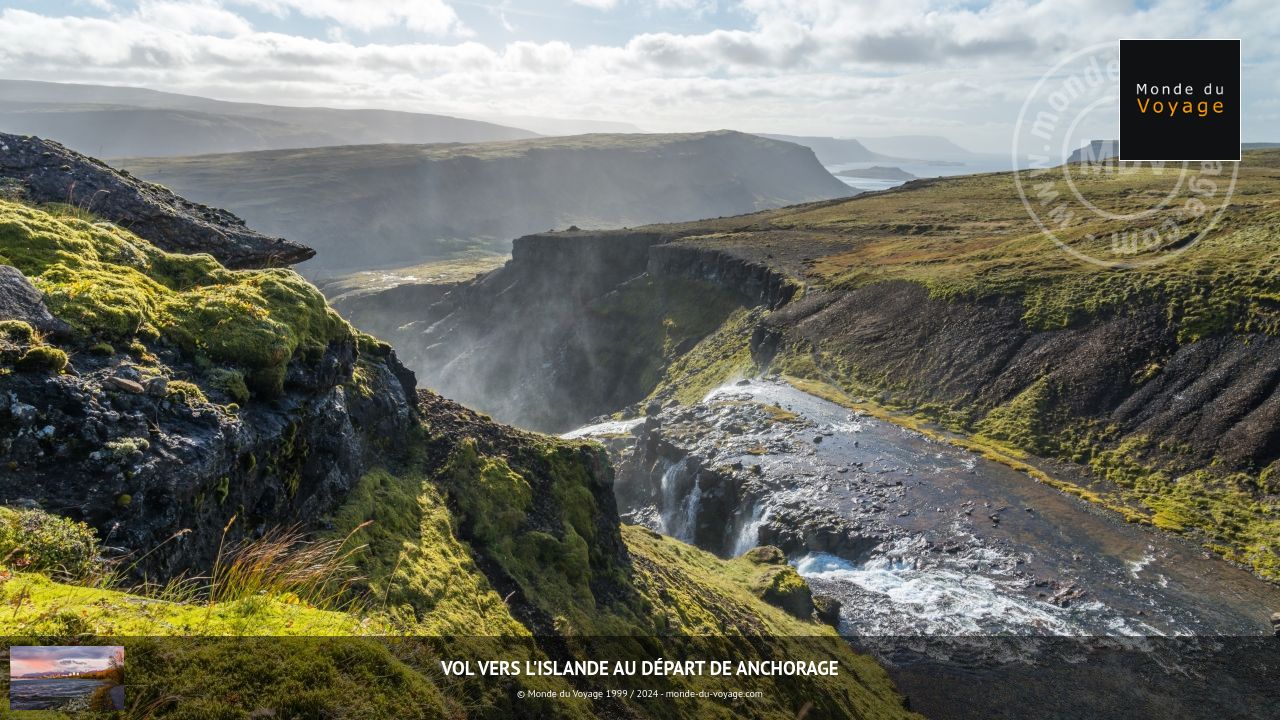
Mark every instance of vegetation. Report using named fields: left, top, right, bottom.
left=588, top=277, right=746, bottom=398
left=0, top=199, right=357, bottom=398
left=0, top=507, right=101, bottom=581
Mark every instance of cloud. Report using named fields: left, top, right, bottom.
left=137, top=0, right=253, bottom=36
left=229, top=0, right=467, bottom=35
left=0, top=1, right=1274, bottom=151
left=569, top=0, right=620, bottom=9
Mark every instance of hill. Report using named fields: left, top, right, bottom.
left=0, top=79, right=536, bottom=156
left=119, top=131, right=855, bottom=275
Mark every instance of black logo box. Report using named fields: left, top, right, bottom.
left=1119, top=39, right=1240, bottom=161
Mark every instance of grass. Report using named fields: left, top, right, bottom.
left=208, top=519, right=372, bottom=611
left=679, top=154, right=1280, bottom=342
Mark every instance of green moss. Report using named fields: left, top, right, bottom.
left=750, top=564, right=814, bottom=619
left=88, top=341, right=114, bottom=356
left=0, top=199, right=356, bottom=399
left=0, top=319, right=35, bottom=344
left=647, top=307, right=758, bottom=406
left=165, top=379, right=207, bottom=405
left=14, top=345, right=67, bottom=373
left=0, top=507, right=100, bottom=580
left=975, top=377, right=1057, bottom=455
left=207, top=367, right=250, bottom=404
left=356, top=331, right=393, bottom=358
left=0, top=572, right=375, bottom=636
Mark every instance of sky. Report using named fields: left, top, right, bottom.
left=10, top=646, right=123, bottom=677
left=0, top=0, right=1275, bottom=152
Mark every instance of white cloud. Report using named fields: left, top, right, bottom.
left=229, top=0, right=467, bottom=35
left=569, top=0, right=620, bottom=10
left=137, top=0, right=253, bottom=36
left=0, top=1, right=1274, bottom=151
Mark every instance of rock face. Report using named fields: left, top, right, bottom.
left=351, top=226, right=797, bottom=432
left=0, top=148, right=412, bottom=577
left=0, top=133, right=313, bottom=268
left=1, top=318, right=418, bottom=578
left=0, top=265, right=70, bottom=337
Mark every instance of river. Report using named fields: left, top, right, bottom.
left=568, top=378, right=1280, bottom=718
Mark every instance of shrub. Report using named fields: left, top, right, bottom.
left=0, top=507, right=101, bottom=580
left=14, top=345, right=67, bottom=373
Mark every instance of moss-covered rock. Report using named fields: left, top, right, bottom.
left=13, top=345, right=67, bottom=373
left=0, top=199, right=353, bottom=399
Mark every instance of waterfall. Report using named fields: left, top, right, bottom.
left=676, top=478, right=702, bottom=543
left=658, top=458, right=689, bottom=535
left=732, top=504, right=768, bottom=557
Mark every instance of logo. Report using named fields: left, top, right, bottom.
left=1011, top=42, right=1238, bottom=269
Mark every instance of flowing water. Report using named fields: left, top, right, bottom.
left=578, top=378, right=1280, bottom=636
left=570, top=378, right=1280, bottom=717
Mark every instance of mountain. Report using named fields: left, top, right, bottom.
left=119, top=131, right=855, bottom=275
left=0, top=79, right=536, bottom=157
left=857, top=134, right=978, bottom=160
left=757, top=133, right=887, bottom=164
left=1068, top=139, right=1120, bottom=163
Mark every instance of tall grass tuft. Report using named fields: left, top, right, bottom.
left=209, top=520, right=373, bottom=611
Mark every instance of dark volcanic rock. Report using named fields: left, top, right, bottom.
left=0, top=133, right=313, bottom=268
left=0, top=265, right=70, bottom=337
left=0, top=333, right=419, bottom=578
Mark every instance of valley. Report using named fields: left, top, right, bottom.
left=118, top=131, right=854, bottom=275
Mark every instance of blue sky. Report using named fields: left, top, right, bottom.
left=0, top=1, right=1275, bottom=152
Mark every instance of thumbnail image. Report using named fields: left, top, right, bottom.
left=9, top=646, right=125, bottom=712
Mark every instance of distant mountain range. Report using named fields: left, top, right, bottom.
left=758, top=134, right=889, bottom=164
left=0, top=79, right=540, bottom=156
left=1068, top=140, right=1119, bottom=163
left=119, top=130, right=855, bottom=275
left=858, top=135, right=978, bottom=161
left=760, top=133, right=990, bottom=166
